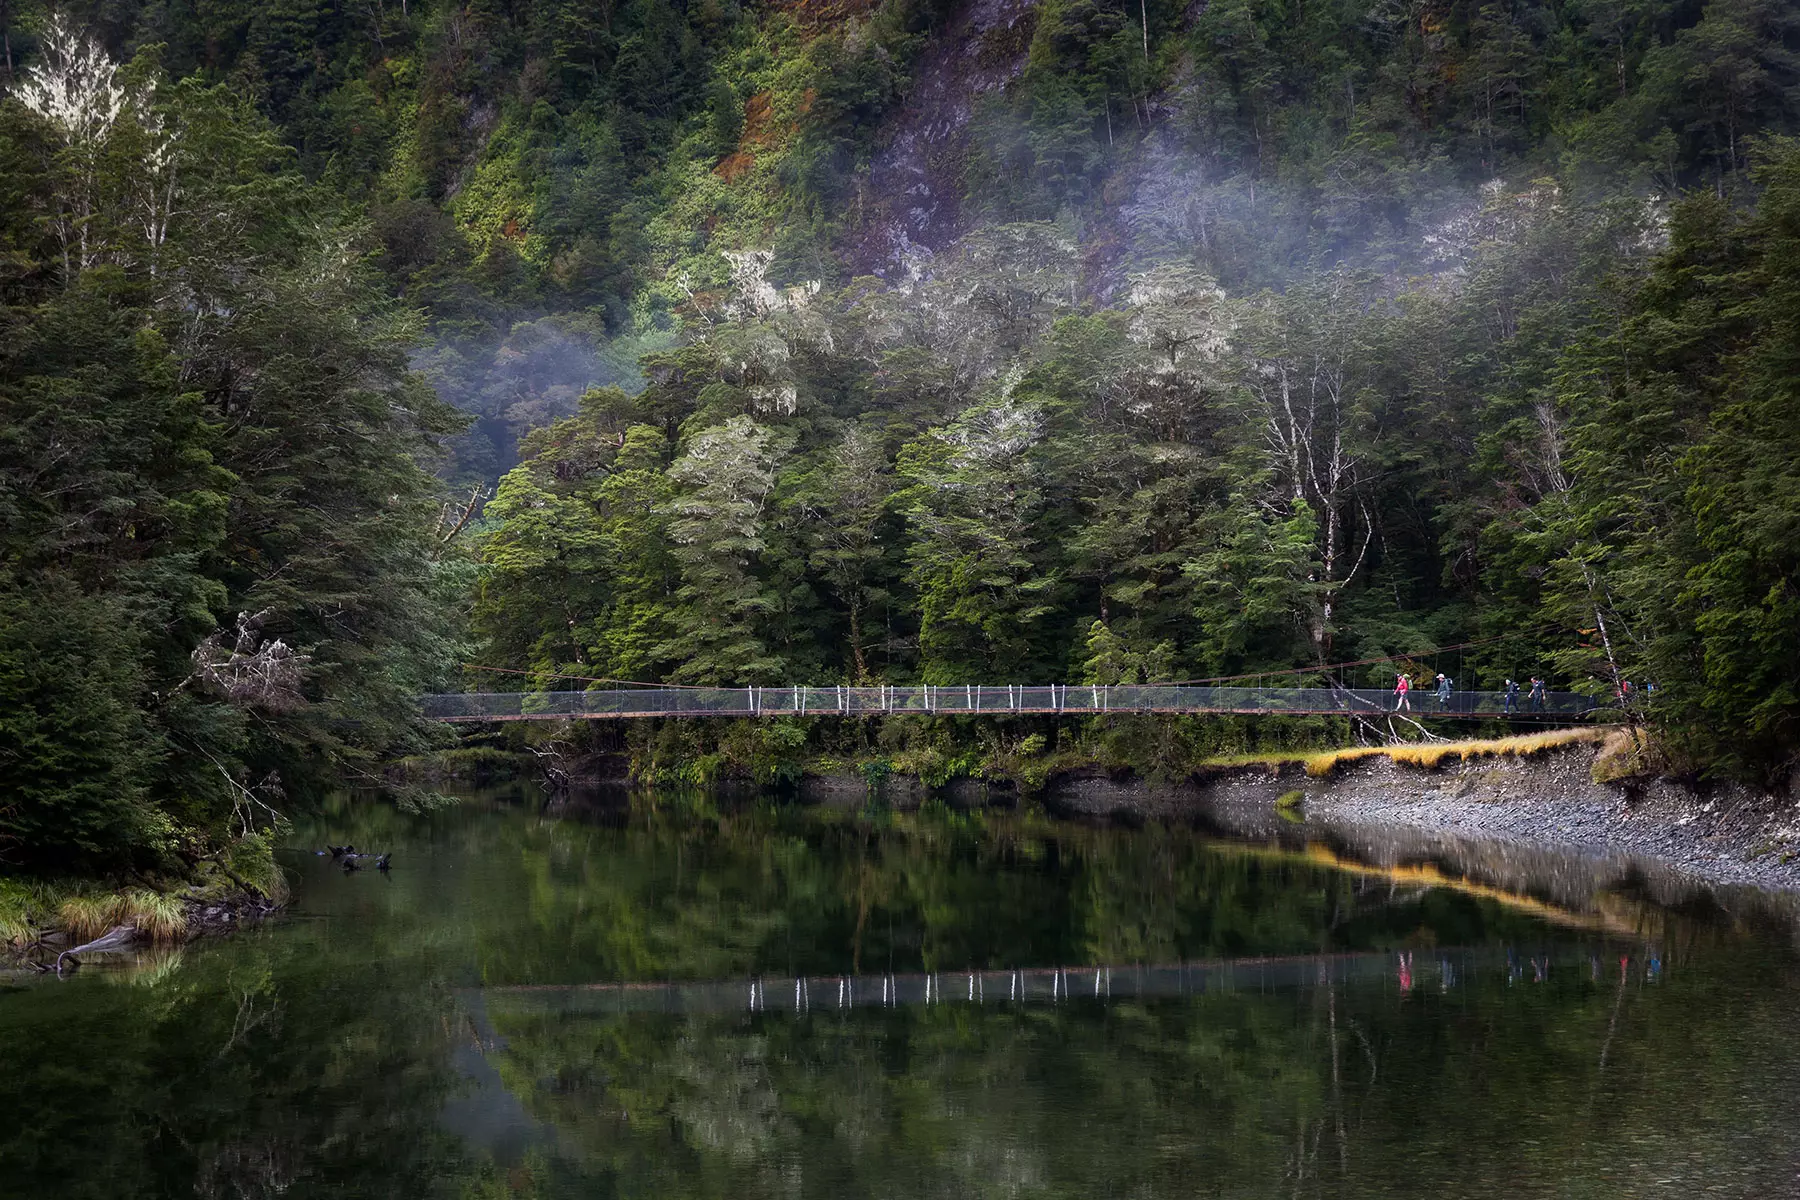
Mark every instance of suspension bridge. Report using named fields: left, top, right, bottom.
left=462, top=946, right=1650, bottom=1019
left=420, top=683, right=1599, bottom=723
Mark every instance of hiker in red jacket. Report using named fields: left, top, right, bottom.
left=1393, top=672, right=1411, bottom=711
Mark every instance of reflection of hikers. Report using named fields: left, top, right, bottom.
left=1503, top=678, right=1520, bottom=714
left=1393, top=673, right=1411, bottom=711
left=1528, top=676, right=1546, bottom=711
left=1435, top=673, right=1452, bottom=709
left=1398, top=951, right=1414, bottom=994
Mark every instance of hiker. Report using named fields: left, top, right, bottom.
left=1393, top=672, right=1411, bottom=711
left=1503, top=678, right=1520, bottom=714
left=1435, top=673, right=1452, bottom=709
left=1528, top=676, right=1546, bottom=711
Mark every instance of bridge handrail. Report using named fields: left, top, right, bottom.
left=419, top=684, right=1600, bottom=721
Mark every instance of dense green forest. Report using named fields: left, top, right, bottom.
left=2, top=0, right=1799, bottom=871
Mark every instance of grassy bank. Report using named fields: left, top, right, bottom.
left=1, top=835, right=288, bottom=960
left=1291, top=728, right=1609, bottom=777
left=495, top=713, right=1622, bottom=794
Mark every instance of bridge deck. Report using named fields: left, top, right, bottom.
left=422, top=684, right=1597, bottom=722
left=464, top=946, right=1642, bottom=1017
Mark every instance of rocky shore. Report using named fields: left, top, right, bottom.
left=794, top=738, right=1800, bottom=901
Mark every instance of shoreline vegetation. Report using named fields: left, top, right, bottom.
left=10, top=722, right=1796, bottom=970
left=1, top=841, right=288, bottom=971
left=494, top=718, right=1630, bottom=794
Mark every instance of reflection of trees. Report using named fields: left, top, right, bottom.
left=482, top=954, right=1800, bottom=1199
left=5, top=793, right=1800, bottom=1197
left=314, top=794, right=1601, bottom=987
left=0, top=935, right=482, bottom=1198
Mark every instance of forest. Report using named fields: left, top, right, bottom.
left=2, top=0, right=1799, bottom=872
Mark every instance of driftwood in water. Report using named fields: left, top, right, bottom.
left=55, top=924, right=138, bottom=972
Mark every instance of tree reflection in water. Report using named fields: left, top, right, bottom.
left=2, top=788, right=1796, bottom=1198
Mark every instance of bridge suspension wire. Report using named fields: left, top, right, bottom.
left=420, top=682, right=1602, bottom=722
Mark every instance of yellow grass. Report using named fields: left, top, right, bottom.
left=1288, top=843, right=1645, bottom=936
left=1590, top=726, right=1670, bottom=783
left=57, top=894, right=121, bottom=943
left=119, top=889, right=189, bottom=944
left=1303, top=726, right=1608, bottom=778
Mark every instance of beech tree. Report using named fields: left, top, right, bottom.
left=659, top=416, right=787, bottom=684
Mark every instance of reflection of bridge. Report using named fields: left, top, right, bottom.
left=422, top=684, right=1598, bottom=723
left=468, top=947, right=1649, bottom=1017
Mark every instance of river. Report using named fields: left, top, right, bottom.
left=4, top=786, right=1799, bottom=1198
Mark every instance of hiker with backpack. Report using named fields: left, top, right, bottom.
left=1504, top=678, right=1520, bottom=714
left=1394, top=673, right=1411, bottom=711
left=1436, top=673, right=1453, bottom=709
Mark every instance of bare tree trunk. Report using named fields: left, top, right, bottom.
left=848, top=603, right=867, bottom=680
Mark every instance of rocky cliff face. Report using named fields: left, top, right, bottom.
left=850, top=0, right=1042, bottom=275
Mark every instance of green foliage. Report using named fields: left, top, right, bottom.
left=1, top=33, right=462, bottom=871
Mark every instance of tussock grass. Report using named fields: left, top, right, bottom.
left=1591, top=727, right=1670, bottom=783
left=119, top=889, right=189, bottom=943
left=124, top=947, right=187, bottom=988
left=1303, top=727, right=1608, bottom=778
left=57, top=894, right=121, bottom=943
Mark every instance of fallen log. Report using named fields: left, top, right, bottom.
left=55, top=924, right=138, bottom=973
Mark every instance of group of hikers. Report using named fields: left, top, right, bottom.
left=1390, top=672, right=1653, bottom=713
left=1389, top=672, right=1546, bottom=712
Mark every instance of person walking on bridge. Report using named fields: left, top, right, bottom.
left=1528, top=676, right=1546, bottom=712
left=1435, top=673, right=1452, bottom=710
left=1393, top=672, right=1411, bottom=711
left=1503, top=678, right=1520, bottom=714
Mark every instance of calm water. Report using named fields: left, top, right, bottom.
left=4, top=788, right=1800, bottom=1199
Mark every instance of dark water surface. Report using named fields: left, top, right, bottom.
left=5, top=789, right=1800, bottom=1198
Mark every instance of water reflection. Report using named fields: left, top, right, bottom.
left=1, top=787, right=1797, bottom=1199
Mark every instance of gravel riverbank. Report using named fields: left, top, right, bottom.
left=1037, top=745, right=1800, bottom=897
